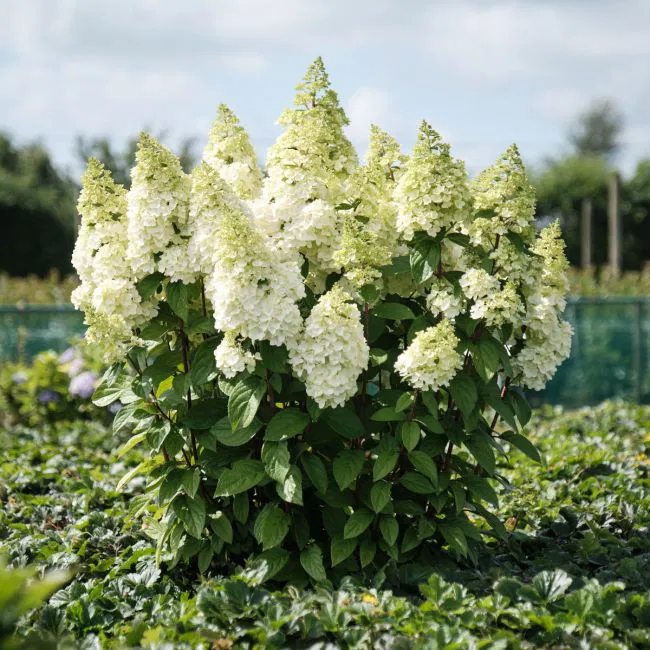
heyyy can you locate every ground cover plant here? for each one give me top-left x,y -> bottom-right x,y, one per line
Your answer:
1,401 -> 649,648
68,57 -> 573,581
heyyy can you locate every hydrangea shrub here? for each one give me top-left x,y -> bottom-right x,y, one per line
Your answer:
73,58 -> 572,582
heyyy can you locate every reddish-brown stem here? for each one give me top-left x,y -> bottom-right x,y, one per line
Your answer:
126,353 -> 171,462
179,327 -> 199,464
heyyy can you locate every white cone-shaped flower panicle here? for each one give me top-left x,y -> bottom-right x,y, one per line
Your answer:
470,144 -> 536,250
460,269 -> 524,327
395,121 -> 471,241
71,158 -> 157,360
395,319 -> 463,392
334,126 -> 406,290
288,285 -> 369,408
426,276 -> 464,321
126,133 -> 192,283
203,104 -> 263,200
196,163 -> 304,345
513,220 -> 572,390
255,58 -> 357,281
214,331 -> 260,379
187,162 -> 249,276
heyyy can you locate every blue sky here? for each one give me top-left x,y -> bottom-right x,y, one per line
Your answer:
1,0 -> 649,178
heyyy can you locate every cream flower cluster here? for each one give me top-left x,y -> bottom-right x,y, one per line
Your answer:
71,58 -> 571,400
514,221 -> 572,389
334,127 -> 405,289
426,277 -> 463,321
194,165 -> 305,346
469,144 -> 536,249
255,60 -> 357,281
126,134 -> 193,284
288,286 -> 369,408
71,159 -> 157,360
460,269 -> 523,327
214,332 -> 259,379
395,121 -> 471,241
395,319 -> 463,392
203,104 -> 263,200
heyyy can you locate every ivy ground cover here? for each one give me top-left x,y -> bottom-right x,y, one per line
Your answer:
1,400 -> 649,648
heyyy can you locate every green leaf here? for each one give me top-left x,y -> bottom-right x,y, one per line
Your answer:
181,467 -> 201,498
276,465 -> 303,505
253,504 -> 290,550
371,302 -> 416,320
209,511 -> 233,544
331,537 -> 357,566
529,570 -> 573,603
343,509 -> 374,541
300,544 -> 327,582
439,522 -> 468,557
183,398 -> 227,429
189,338 -> 219,388
116,462 -> 146,491
262,441 -> 291,483
400,421 -> 421,451
174,495 -> 206,539
421,391 -> 438,416
146,419 -> 171,452
254,548 -> 289,581
301,454 -> 328,493
333,450 -> 365,490
446,232 -> 471,247
380,255 -> 410,275
198,545 -> 213,573
466,433 -> 496,475
370,482 -> 391,513
228,376 -> 265,430
395,391 -> 415,413
451,482 -> 466,513
466,475 -> 499,506
509,390 -> 532,427
379,517 -> 399,547
92,371 -> 130,407
265,408 -> 310,441
359,537 -> 376,568
232,492 -> 249,523
401,527 -> 421,553
117,431 -> 147,458
322,407 -> 364,440
371,407 -> 407,422
166,281 -> 190,322
373,450 -> 399,481
259,342 -> 288,373
449,374 -> 478,418
400,472 -> 435,494
408,451 -> 438,486
501,431 -> 541,463
410,234 -> 441,284
214,460 -> 265,497
211,416 -> 262,447
136,272 -> 165,300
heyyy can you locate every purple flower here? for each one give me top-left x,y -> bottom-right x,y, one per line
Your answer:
66,358 -> 85,378
58,347 -> 77,364
38,389 -> 61,404
11,371 -> 28,385
69,371 -> 98,399
107,401 -> 123,415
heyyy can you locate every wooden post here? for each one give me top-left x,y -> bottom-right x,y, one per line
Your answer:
608,172 -> 621,276
581,197 -> 592,268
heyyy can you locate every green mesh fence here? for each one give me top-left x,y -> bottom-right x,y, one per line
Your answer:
0,305 -> 85,363
0,299 -> 648,407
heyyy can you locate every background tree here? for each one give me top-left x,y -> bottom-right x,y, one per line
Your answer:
0,133 -> 77,277
535,99 -> 626,268
568,99 -> 623,159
